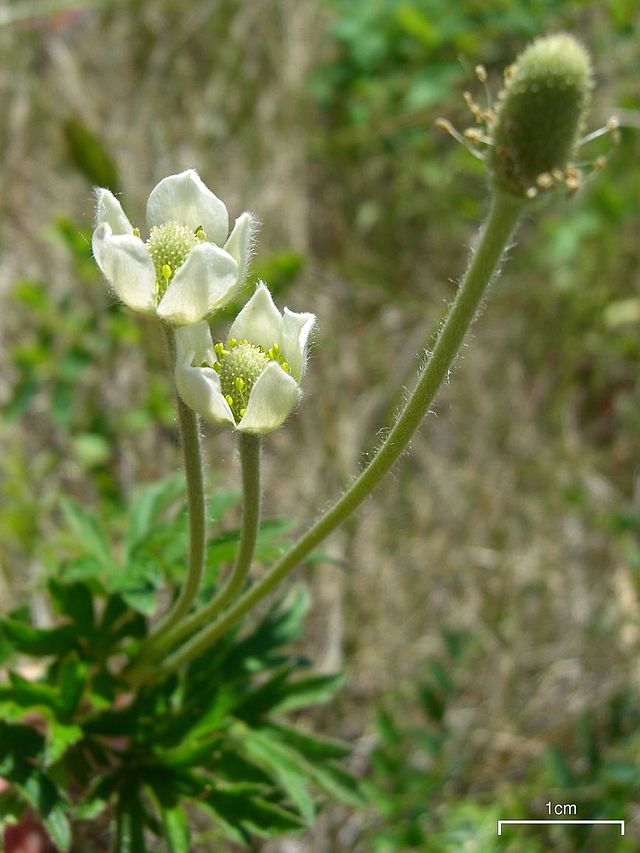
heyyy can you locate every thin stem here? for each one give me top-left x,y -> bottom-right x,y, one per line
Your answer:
143,328 -> 207,641
157,192 -> 526,676
139,432 -> 262,666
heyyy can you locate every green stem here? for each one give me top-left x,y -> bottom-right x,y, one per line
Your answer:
143,329 -> 207,641
140,432 -> 262,666
156,192 -> 526,676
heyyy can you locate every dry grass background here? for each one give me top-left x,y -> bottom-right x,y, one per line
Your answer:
0,0 -> 639,849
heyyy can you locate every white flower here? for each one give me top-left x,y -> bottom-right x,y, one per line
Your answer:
92,169 -> 253,325
174,283 -> 315,434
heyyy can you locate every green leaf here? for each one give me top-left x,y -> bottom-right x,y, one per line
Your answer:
202,783 -> 305,840
208,488 -> 241,524
268,672 -> 346,714
221,587 -> 309,671
1,672 -> 61,713
376,708 -> 403,746
116,779 -> 147,853
121,584 -> 159,616
240,728 -> 315,821
46,720 -> 83,765
96,595 -> 147,650
206,748 -> 273,786
56,656 -> 87,717
0,722 -> 71,851
234,666 -> 297,719
418,684 -> 445,723
64,115 -> 119,191
144,770 -> 191,853
441,628 -> 471,660
48,579 -> 94,635
0,619 -> 76,657
428,659 -> 455,694
161,805 -> 190,853
297,754 -> 365,807
246,727 -> 364,809
42,804 -> 73,852
546,745 -> 577,787
61,498 -> 114,570
265,722 -> 351,761
73,773 -> 119,821
125,474 -> 185,558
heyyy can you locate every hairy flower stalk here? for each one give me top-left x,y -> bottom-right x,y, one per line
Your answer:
131,432 -> 262,674
127,35 -> 595,683
128,285 -> 313,676
145,328 -> 208,640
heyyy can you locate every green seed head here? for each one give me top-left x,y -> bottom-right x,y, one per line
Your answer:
210,339 -> 291,422
216,341 -> 270,422
146,222 -> 199,296
489,34 -> 593,198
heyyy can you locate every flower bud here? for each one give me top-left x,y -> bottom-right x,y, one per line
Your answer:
489,34 -> 593,198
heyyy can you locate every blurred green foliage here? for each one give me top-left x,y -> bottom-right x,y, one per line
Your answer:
366,631 -> 640,851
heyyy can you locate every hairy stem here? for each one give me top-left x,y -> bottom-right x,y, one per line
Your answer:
140,432 -> 262,668
138,328 -> 207,647
156,192 -> 526,676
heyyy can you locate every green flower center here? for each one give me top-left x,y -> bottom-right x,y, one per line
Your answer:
210,339 -> 290,422
146,222 -> 202,297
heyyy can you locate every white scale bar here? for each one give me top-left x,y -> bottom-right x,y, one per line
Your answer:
498,820 -> 625,836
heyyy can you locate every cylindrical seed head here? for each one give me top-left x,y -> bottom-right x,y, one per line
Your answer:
489,34 -> 593,198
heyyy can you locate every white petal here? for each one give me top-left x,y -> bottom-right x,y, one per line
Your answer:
146,170 -> 228,245
229,283 -> 283,352
223,212 -> 254,284
94,188 -> 133,235
175,365 -> 235,427
92,223 -> 156,313
157,243 -> 239,326
237,361 -> 301,434
174,324 -> 234,426
281,308 -> 316,382
174,320 -> 216,366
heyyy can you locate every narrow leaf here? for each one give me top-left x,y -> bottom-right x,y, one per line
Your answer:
60,498 -> 113,569
0,619 -> 75,657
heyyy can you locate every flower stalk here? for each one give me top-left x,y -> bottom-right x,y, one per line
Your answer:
155,190 -> 527,676
133,432 -> 262,676
139,327 -> 207,646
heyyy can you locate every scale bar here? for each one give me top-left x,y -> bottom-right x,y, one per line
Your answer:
497,820 -> 625,836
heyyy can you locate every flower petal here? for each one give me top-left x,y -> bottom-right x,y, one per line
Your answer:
223,212 -> 254,284
157,243 -> 239,325
174,320 -> 217,365
94,188 -> 133,235
92,223 -> 156,313
174,324 -> 235,426
281,308 -> 316,382
237,361 -> 301,434
146,169 -> 229,245
229,283 -> 283,352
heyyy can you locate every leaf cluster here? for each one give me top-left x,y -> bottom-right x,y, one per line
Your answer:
0,480 -> 362,851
